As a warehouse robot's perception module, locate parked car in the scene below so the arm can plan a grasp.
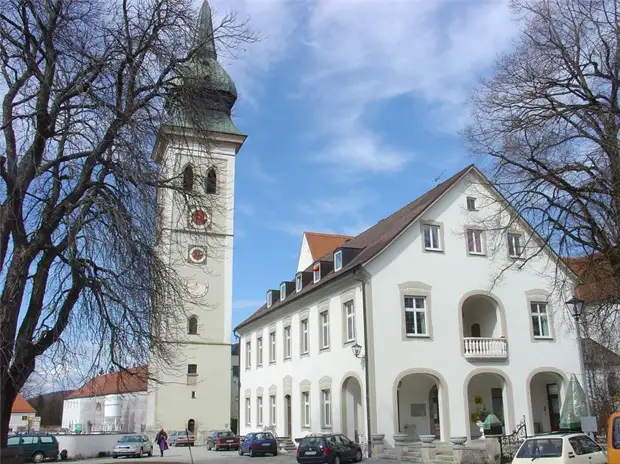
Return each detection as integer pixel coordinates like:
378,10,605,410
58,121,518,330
112,435,153,459
296,433,363,464
238,432,278,457
169,431,195,447
206,430,240,451
512,432,607,464
608,412,619,464
6,433,59,463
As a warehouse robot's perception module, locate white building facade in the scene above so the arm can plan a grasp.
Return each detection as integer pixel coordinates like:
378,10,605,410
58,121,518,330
236,166,583,446
10,395,40,433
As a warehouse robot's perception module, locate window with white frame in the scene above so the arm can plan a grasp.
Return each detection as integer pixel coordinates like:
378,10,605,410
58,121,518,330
313,263,321,283
404,296,428,336
301,391,310,427
334,250,343,271
467,197,477,211
280,283,286,301
269,331,276,363
467,229,484,254
531,302,551,338
423,224,441,251
245,341,251,369
256,337,263,367
283,326,292,359
267,291,273,308
300,319,309,354
344,301,356,342
508,233,523,257
269,395,276,426
257,396,263,425
296,274,303,292
245,398,251,426
320,310,330,349
321,389,332,428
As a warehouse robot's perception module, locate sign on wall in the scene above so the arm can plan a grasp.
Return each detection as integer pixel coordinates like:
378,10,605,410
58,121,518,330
410,403,426,417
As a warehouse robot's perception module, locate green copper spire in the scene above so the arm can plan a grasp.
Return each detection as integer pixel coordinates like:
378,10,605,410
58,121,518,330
196,0,217,60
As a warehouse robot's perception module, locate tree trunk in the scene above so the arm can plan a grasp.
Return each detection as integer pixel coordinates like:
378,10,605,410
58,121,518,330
1,378,17,449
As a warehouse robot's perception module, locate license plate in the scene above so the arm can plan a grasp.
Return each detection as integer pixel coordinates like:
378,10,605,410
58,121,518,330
305,451,317,455
227,440,234,443
262,443,271,447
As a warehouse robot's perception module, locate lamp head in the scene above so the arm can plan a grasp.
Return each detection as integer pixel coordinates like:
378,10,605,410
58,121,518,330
352,342,362,358
566,295,585,319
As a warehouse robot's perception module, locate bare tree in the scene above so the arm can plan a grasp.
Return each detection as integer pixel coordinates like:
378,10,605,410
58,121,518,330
0,0,255,446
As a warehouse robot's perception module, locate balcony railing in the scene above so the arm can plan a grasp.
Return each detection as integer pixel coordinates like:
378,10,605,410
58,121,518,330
463,337,508,359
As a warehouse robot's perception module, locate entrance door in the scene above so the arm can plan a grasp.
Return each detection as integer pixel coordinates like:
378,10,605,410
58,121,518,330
285,395,292,437
471,323,481,338
546,383,561,432
429,386,440,439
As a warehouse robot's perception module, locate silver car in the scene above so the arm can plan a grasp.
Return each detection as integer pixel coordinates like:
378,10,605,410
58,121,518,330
112,435,153,458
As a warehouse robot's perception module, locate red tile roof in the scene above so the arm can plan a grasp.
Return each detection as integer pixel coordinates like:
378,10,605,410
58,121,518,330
67,366,148,399
12,394,36,414
236,164,475,330
304,233,353,261
565,254,620,304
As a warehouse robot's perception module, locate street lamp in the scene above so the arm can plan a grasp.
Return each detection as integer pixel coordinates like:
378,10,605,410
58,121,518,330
565,295,592,417
351,342,365,359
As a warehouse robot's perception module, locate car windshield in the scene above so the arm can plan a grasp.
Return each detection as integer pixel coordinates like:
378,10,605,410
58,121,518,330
516,438,563,458
301,437,325,446
119,436,141,443
218,432,234,437
255,433,274,440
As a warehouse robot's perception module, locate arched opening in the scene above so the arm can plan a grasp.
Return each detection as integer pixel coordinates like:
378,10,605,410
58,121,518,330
466,372,509,439
396,373,445,441
206,168,217,194
461,294,507,358
529,371,565,433
183,165,194,192
187,418,195,434
188,316,198,335
341,376,363,442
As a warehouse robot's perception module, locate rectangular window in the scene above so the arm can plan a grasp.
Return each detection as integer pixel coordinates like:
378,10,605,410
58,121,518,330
296,274,303,292
313,263,321,283
280,283,286,301
257,396,263,425
245,341,251,369
320,310,330,349
245,398,251,426
467,197,477,211
301,319,309,354
321,389,332,428
256,337,263,367
334,250,343,271
302,392,310,427
531,302,550,338
404,296,428,336
269,332,276,363
467,229,484,254
508,234,522,257
284,326,292,359
269,395,276,426
267,291,273,308
187,364,197,375
191,391,196,399
344,301,356,342
423,224,441,251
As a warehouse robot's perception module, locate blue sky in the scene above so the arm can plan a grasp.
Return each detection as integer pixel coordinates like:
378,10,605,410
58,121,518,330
211,0,520,329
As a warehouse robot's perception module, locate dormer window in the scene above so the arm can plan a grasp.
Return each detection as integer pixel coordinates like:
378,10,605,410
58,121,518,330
296,274,303,293
334,250,343,272
313,263,321,283
267,291,273,308
280,283,286,301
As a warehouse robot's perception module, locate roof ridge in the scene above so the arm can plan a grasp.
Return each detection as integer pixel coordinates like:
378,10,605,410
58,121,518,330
304,232,354,239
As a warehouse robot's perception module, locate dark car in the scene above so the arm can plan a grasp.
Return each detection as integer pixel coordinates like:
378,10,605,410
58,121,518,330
207,430,239,451
296,434,362,464
6,434,59,463
238,432,278,457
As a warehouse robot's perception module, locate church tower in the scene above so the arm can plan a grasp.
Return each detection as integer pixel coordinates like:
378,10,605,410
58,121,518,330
146,0,246,435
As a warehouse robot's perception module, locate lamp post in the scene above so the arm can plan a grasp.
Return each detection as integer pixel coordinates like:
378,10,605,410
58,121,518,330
565,295,592,417
351,342,372,457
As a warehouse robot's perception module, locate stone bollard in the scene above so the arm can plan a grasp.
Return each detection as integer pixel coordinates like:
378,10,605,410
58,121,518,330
419,435,436,463
371,434,385,455
450,437,468,464
393,434,408,459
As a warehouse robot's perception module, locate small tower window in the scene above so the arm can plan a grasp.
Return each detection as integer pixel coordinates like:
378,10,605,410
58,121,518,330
188,316,198,335
188,364,197,375
206,168,217,194
183,165,194,192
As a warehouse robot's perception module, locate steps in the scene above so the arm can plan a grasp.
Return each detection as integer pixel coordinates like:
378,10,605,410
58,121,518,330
277,437,297,452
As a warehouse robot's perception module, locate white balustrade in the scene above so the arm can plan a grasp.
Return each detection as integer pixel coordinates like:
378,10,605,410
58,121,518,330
463,337,508,359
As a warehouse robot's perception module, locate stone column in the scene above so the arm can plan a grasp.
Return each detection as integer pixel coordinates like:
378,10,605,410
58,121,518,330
393,434,408,459
371,434,385,455
420,435,436,463
450,436,468,464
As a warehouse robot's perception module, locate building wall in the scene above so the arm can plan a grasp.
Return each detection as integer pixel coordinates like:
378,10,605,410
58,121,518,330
297,235,312,273
9,413,40,433
61,393,148,433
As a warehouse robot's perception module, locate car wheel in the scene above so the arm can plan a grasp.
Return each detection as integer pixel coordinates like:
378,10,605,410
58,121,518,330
249,448,255,458
148,449,153,457
355,450,362,462
273,450,278,456
238,448,244,456
32,452,45,463
333,454,340,464
113,456,118,459
207,444,212,450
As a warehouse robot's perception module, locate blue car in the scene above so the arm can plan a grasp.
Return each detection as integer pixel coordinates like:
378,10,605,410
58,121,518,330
238,432,278,457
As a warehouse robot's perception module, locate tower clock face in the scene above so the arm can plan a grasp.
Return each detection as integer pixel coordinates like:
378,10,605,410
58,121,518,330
189,246,206,264
191,209,209,227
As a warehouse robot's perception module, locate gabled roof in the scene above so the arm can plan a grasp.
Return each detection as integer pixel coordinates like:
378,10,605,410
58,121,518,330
583,338,620,368
235,164,475,331
67,366,148,399
304,232,354,262
565,254,620,304
12,394,36,414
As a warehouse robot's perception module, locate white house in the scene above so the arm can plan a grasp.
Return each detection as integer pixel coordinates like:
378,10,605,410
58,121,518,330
9,394,40,433
235,165,583,447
